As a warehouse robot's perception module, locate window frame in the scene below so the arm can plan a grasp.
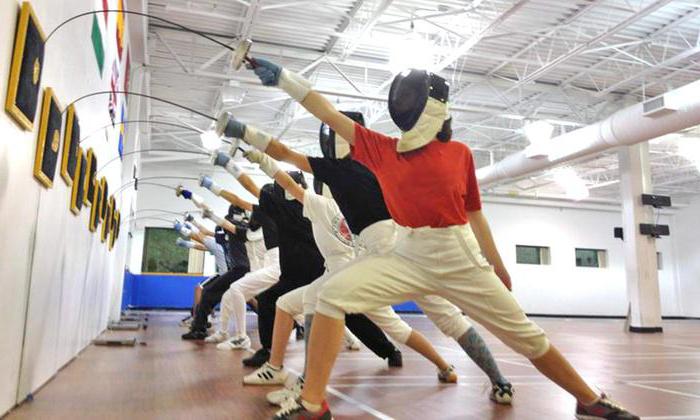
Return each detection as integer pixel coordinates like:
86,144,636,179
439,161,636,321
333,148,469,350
515,245,551,265
575,248,607,268
141,226,191,274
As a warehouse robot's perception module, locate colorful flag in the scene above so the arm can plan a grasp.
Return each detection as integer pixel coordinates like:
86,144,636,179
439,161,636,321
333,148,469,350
109,60,119,126
91,14,104,76
118,104,126,159
123,50,131,102
102,0,109,26
116,0,125,60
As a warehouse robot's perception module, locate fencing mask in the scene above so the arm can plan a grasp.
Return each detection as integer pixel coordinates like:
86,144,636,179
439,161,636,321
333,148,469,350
388,69,451,153
319,111,365,159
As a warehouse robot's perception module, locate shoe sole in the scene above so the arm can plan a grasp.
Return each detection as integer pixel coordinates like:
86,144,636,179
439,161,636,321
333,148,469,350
575,416,606,420
243,379,288,386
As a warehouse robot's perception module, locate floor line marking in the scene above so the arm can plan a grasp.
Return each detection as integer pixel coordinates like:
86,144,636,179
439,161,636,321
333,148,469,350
625,382,700,400
287,368,395,420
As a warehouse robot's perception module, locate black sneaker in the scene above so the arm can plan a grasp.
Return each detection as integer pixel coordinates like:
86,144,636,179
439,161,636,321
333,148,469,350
181,329,208,340
243,348,271,367
490,382,513,405
387,349,403,367
575,393,640,419
273,399,332,420
295,324,304,341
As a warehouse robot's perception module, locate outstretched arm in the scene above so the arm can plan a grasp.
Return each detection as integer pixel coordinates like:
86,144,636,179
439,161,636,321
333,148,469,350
229,59,357,145
202,208,239,235
468,210,512,291
209,154,261,198
199,173,255,211
185,213,214,237
245,150,305,203
176,238,206,252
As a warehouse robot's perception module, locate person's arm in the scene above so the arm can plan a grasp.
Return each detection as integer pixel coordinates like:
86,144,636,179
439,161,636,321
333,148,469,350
187,214,215,237
246,58,356,144
245,150,305,203
202,208,239,235
209,153,261,198
199,173,255,211
176,238,207,252
468,210,512,291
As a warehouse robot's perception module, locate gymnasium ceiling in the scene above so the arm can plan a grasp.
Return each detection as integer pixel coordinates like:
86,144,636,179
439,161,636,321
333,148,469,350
138,0,700,203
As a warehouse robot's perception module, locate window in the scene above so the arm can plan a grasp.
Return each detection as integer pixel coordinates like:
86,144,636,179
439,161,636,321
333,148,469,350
575,248,607,268
142,227,190,273
516,245,550,265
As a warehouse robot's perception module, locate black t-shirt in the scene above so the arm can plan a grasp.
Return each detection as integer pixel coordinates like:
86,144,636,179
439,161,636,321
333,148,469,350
258,183,324,284
250,204,279,250
308,157,391,235
225,220,250,270
215,226,234,270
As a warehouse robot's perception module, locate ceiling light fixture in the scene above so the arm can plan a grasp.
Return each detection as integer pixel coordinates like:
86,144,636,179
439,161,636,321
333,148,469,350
200,130,222,151
550,167,589,201
388,22,435,74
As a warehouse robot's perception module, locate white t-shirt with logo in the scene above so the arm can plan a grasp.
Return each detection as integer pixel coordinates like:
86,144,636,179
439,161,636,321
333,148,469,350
303,190,355,272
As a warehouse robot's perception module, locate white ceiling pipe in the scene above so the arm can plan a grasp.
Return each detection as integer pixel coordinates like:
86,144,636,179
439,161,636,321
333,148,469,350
477,78,700,187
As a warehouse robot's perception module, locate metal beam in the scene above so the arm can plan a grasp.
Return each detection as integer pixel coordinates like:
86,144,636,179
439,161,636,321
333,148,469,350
503,0,674,93
339,0,395,60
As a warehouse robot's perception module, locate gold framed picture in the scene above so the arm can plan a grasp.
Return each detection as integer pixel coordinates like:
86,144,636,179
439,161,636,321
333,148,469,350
5,2,46,131
61,104,80,185
83,148,97,206
33,87,62,188
101,195,114,243
88,178,102,232
70,148,86,215
109,209,120,250
100,178,109,222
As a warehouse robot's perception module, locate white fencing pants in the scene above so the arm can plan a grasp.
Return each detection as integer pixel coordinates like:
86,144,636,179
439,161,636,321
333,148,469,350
317,224,550,359
219,248,280,337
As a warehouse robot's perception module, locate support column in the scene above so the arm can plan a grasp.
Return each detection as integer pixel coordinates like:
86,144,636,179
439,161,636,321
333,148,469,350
619,142,662,333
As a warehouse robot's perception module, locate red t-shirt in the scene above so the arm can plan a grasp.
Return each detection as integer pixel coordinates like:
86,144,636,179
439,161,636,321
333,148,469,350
351,123,481,228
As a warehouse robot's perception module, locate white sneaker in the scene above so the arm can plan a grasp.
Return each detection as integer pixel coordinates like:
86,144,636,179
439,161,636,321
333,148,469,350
216,335,251,351
204,330,229,343
267,377,304,406
344,329,361,351
243,362,288,385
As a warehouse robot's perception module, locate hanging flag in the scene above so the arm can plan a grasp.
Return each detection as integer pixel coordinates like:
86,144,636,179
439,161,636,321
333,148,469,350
90,14,104,76
116,0,125,61
109,60,119,126
102,0,109,26
118,104,126,160
123,50,131,102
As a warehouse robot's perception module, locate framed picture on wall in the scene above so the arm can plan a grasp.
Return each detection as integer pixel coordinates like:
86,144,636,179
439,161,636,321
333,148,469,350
83,148,97,206
33,87,62,188
109,209,120,250
89,177,103,232
5,2,46,131
100,179,109,222
61,104,80,185
114,210,121,240
70,149,86,215
101,195,114,243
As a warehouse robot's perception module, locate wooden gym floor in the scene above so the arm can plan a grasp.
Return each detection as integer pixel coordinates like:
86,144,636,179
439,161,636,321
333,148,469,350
5,312,700,419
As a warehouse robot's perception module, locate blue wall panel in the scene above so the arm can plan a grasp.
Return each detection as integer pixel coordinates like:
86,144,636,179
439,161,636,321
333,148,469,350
121,271,422,313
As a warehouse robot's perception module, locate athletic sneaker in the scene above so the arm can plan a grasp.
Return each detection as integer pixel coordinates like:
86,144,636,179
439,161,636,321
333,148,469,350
243,362,288,385
295,324,304,341
437,365,458,383
204,330,229,343
387,349,403,367
217,335,251,351
243,348,270,367
267,377,304,406
273,399,332,420
490,382,514,405
179,316,192,328
181,329,207,340
343,332,361,351
575,394,639,420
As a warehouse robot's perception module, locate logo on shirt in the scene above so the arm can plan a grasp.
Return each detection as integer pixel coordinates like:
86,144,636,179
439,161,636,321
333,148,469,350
333,214,353,246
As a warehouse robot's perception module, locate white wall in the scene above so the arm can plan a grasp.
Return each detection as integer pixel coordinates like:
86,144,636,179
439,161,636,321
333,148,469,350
482,198,680,317
0,0,137,414
673,198,700,317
